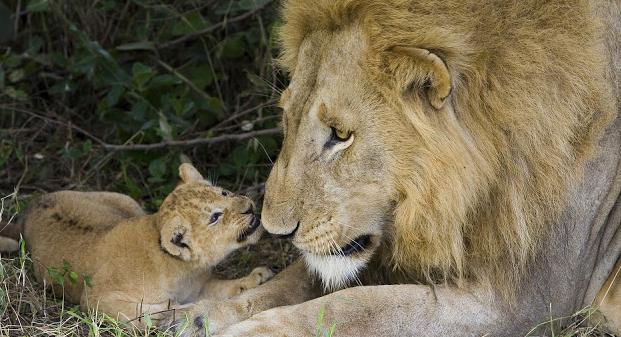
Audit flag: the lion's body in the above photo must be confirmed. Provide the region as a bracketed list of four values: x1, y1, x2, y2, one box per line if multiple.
[14, 164, 273, 324]
[176, 1, 621, 336]
[274, 0, 617, 294]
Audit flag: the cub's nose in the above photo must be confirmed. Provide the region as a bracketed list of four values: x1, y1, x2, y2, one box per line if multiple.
[236, 197, 255, 215]
[241, 204, 254, 215]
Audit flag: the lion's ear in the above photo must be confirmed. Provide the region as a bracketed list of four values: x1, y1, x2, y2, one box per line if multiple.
[179, 163, 206, 184]
[159, 216, 193, 261]
[391, 46, 452, 109]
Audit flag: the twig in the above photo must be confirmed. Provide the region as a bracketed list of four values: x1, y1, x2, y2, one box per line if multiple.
[158, 2, 271, 49]
[103, 127, 281, 151]
[0, 106, 280, 151]
[2, 105, 281, 152]
[153, 58, 211, 102]
[7, 106, 109, 147]
[210, 98, 277, 130]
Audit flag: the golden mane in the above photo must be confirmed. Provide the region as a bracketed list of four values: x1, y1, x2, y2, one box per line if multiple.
[277, 0, 615, 296]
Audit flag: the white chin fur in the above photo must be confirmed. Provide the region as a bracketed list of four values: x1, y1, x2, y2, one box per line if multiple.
[303, 252, 367, 291]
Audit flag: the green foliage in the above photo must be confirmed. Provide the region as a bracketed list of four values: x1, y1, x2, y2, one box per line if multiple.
[46, 259, 91, 287]
[0, 0, 283, 210]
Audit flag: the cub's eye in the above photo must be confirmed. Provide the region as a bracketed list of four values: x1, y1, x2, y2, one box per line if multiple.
[221, 190, 229, 196]
[209, 212, 223, 224]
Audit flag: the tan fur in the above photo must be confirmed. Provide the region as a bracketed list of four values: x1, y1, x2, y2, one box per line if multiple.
[594, 258, 621, 335]
[18, 164, 272, 324]
[168, 1, 620, 335]
[262, 0, 615, 296]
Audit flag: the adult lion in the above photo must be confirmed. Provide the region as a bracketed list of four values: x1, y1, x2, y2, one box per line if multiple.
[180, 0, 621, 336]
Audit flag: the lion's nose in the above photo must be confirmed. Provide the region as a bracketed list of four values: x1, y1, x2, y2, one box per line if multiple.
[270, 221, 300, 239]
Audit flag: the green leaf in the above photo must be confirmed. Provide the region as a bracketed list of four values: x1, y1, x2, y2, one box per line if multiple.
[4, 53, 21, 68]
[215, 0, 271, 15]
[184, 65, 213, 90]
[26, 0, 49, 12]
[26, 36, 44, 55]
[130, 100, 148, 122]
[49, 80, 75, 95]
[205, 96, 224, 114]
[69, 271, 78, 284]
[83, 275, 93, 288]
[218, 163, 235, 177]
[82, 139, 93, 153]
[123, 178, 143, 200]
[158, 112, 173, 140]
[232, 146, 250, 168]
[132, 62, 155, 90]
[238, 0, 272, 10]
[105, 85, 125, 107]
[63, 259, 72, 272]
[47, 267, 64, 286]
[171, 12, 210, 36]
[116, 41, 156, 52]
[0, 67, 4, 90]
[148, 158, 167, 179]
[8, 69, 24, 83]
[4, 87, 27, 100]
[69, 54, 96, 77]
[19, 238, 26, 260]
[148, 74, 181, 89]
[220, 35, 246, 59]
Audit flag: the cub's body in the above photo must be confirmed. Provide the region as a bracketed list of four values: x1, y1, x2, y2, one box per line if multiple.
[20, 164, 272, 323]
[24, 191, 148, 303]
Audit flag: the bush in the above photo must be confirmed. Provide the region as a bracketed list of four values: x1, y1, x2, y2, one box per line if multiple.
[0, 0, 283, 210]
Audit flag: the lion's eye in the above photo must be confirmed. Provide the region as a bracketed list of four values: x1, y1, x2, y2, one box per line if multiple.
[221, 190, 229, 197]
[334, 127, 351, 141]
[326, 127, 352, 147]
[209, 212, 223, 224]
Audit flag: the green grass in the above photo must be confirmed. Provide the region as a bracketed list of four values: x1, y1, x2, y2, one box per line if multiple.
[0, 188, 297, 336]
[0, 253, 177, 336]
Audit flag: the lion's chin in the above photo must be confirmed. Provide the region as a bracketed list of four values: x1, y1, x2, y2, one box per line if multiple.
[302, 252, 368, 291]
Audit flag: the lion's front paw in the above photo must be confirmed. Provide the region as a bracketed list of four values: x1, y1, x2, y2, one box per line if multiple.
[215, 306, 309, 337]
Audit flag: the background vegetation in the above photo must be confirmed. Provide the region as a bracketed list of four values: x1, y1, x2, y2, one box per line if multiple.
[0, 0, 298, 335]
[0, 1, 613, 336]
[0, 0, 283, 210]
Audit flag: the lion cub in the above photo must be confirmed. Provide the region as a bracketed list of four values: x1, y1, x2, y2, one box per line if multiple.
[21, 163, 272, 323]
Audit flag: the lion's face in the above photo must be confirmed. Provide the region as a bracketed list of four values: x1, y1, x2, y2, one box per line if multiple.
[263, 0, 611, 295]
[262, 29, 398, 290]
[159, 164, 263, 265]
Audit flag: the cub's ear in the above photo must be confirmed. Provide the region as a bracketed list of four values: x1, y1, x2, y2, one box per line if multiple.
[159, 216, 193, 261]
[179, 163, 207, 184]
[391, 46, 452, 109]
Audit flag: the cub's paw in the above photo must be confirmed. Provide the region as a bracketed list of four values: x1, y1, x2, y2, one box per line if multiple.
[167, 300, 253, 337]
[249, 266, 275, 285]
[165, 308, 211, 337]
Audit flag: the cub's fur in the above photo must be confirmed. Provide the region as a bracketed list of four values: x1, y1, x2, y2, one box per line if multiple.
[8, 164, 272, 323]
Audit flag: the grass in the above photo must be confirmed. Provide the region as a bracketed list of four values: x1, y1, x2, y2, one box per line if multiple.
[0, 190, 297, 337]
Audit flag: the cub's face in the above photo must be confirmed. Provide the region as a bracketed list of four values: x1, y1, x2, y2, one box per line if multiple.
[158, 164, 263, 265]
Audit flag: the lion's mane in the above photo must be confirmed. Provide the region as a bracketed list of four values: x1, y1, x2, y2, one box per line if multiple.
[277, 0, 615, 296]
